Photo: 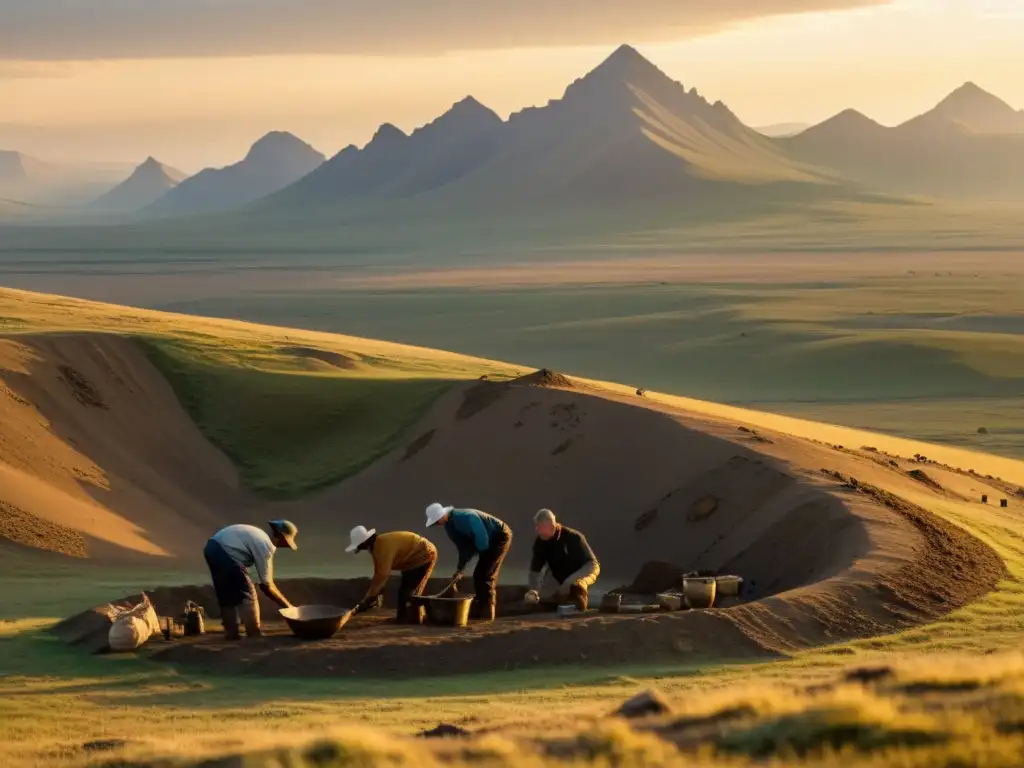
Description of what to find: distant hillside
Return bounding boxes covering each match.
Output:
[783,84,1024,200]
[0,149,52,191]
[89,157,187,212]
[923,82,1024,135]
[145,132,324,218]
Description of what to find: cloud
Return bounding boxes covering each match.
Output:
[0,0,891,60]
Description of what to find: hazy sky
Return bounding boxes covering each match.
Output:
[2,0,1022,171]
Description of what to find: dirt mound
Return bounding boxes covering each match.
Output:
[821,470,1006,619]
[514,368,574,389]
[279,346,358,370]
[908,469,943,491]
[0,500,87,557]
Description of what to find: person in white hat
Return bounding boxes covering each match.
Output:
[347,526,437,623]
[424,503,512,621]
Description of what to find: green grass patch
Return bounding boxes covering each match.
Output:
[139,338,455,498]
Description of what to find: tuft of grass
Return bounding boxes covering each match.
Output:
[716,702,945,758]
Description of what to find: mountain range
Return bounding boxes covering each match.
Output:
[88,157,186,212]
[142,131,325,218]
[4,46,1024,227]
[255,45,1024,220]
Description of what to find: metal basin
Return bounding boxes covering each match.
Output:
[683,577,717,609]
[279,605,352,640]
[412,595,473,627]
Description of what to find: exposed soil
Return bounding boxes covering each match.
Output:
[515,368,575,389]
[907,469,943,491]
[819,470,1007,623]
[455,380,509,420]
[0,500,87,557]
[456,369,574,421]
[402,429,436,461]
[59,365,107,408]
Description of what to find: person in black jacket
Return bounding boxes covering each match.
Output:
[523,509,600,611]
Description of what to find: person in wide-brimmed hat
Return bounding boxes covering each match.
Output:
[425,503,512,622]
[203,520,297,640]
[347,526,438,623]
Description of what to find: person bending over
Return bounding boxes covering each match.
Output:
[347,526,437,623]
[425,503,512,621]
[203,520,297,640]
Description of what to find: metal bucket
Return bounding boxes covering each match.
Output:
[682,577,717,609]
[413,595,473,627]
[279,605,352,640]
[715,575,743,597]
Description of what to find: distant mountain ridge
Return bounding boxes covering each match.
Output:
[145,131,324,218]
[261,45,829,218]
[89,157,186,212]
[14,49,1024,224]
[784,81,1024,200]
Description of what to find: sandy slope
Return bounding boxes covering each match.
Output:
[2,329,1014,664]
[0,334,242,559]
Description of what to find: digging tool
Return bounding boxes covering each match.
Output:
[435,578,461,598]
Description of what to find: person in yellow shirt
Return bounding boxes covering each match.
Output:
[347,526,438,623]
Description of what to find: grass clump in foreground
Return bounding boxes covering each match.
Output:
[79,654,1024,767]
[139,338,460,498]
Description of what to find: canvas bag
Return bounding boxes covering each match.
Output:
[107,593,159,652]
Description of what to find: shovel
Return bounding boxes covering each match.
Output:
[435,578,462,598]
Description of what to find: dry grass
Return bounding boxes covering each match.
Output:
[3,287,1024,767]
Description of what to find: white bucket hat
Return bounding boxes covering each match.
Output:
[345,525,376,553]
[425,502,453,528]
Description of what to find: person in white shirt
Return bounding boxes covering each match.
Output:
[203,520,297,640]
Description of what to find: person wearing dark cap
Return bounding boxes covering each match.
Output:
[203,520,297,640]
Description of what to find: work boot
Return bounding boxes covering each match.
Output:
[240,600,262,638]
[474,597,496,622]
[220,605,241,641]
[569,583,588,612]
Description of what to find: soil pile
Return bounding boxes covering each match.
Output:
[514,368,575,389]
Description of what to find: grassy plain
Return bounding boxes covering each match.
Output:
[1,288,1024,766]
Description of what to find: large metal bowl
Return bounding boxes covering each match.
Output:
[412,595,473,627]
[279,605,352,640]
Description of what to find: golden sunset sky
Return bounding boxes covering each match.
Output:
[2,0,1022,171]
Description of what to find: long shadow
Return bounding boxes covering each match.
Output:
[2,626,768,709]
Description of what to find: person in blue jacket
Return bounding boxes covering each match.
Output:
[425,503,512,621]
